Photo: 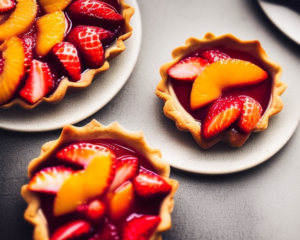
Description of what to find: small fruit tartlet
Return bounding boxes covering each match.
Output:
[21,120,178,240]
[0,0,134,109]
[156,33,287,149]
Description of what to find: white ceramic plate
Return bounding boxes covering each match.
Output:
[0,0,141,132]
[257,0,300,44]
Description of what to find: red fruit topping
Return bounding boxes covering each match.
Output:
[201,50,230,63]
[21,26,36,71]
[0,58,3,74]
[167,57,209,81]
[202,97,242,139]
[52,42,82,81]
[73,25,114,45]
[56,143,114,167]
[28,166,73,194]
[68,0,124,25]
[89,219,119,240]
[0,0,15,13]
[122,215,161,240]
[19,60,54,104]
[50,220,91,240]
[109,156,139,191]
[67,26,105,68]
[238,96,263,133]
[133,169,172,199]
[77,199,106,222]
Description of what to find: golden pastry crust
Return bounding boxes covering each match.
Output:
[1,0,135,109]
[156,33,287,149]
[21,120,178,240]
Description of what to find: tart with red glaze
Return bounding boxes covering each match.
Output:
[156,33,287,149]
[0,0,134,109]
[21,120,178,240]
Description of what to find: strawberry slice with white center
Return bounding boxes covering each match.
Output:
[56,143,114,167]
[109,155,139,191]
[28,166,74,194]
[67,26,104,68]
[238,96,263,133]
[122,215,161,240]
[52,42,82,81]
[0,0,16,13]
[50,220,91,240]
[19,60,54,104]
[21,26,36,72]
[202,97,242,139]
[132,169,172,199]
[201,50,230,63]
[167,57,209,81]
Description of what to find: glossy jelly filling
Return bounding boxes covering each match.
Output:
[170,48,272,135]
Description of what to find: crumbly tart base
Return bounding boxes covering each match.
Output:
[156,33,287,149]
[1,0,135,109]
[21,120,178,240]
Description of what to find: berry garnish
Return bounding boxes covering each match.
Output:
[50,220,91,240]
[122,215,161,240]
[167,57,208,81]
[238,96,263,133]
[21,26,36,71]
[52,42,82,81]
[67,26,105,68]
[28,166,73,194]
[201,49,230,63]
[89,219,119,240]
[38,0,72,13]
[19,60,54,104]
[133,169,172,199]
[0,37,25,105]
[190,59,268,110]
[202,97,242,139]
[77,199,106,222]
[0,0,16,13]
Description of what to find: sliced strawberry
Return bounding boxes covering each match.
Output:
[77,199,105,222]
[28,166,73,194]
[202,97,242,139]
[201,50,230,64]
[122,215,161,240]
[132,169,172,199]
[50,220,91,240]
[67,26,105,68]
[67,0,124,26]
[238,96,263,133]
[21,26,36,72]
[109,156,139,191]
[167,57,208,81]
[52,42,82,81]
[19,60,54,104]
[0,58,3,74]
[0,0,15,13]
[56,143,114,167]
[89,219,119,240]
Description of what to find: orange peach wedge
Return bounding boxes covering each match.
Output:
[190,59,268,110]
[38,0,72,13]
[53,151,116,216]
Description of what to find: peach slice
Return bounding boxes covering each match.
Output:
[0,0,38,42]
[38,0,72,13]
[0,37,25,105]
[53,151,116,216]
[190,59,268,110]
[108,182,135,221]
[36,11,66,57]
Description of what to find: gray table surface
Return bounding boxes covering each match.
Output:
[1,0,300,239]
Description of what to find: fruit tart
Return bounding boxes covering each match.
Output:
[21,120,178,240]
[156,33,287,149]
[0,0,134,109]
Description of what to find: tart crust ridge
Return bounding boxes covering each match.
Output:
[156,33,287,149]
[21,120,178,240]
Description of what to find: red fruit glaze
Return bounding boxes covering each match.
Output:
[201,49,230,63]
[89,219,119,240]
[167,57,209,81]
[0,0,15,13]
[238,95,263,133]
[50,220,91,240]
[133,169,172,199]
[19,60,54,104]
[122,215,161,240]
[0,58,3,74]
[67,26,105,68]
[202,97,242,139]
[52,42,82,81]
[77,200,106,222]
